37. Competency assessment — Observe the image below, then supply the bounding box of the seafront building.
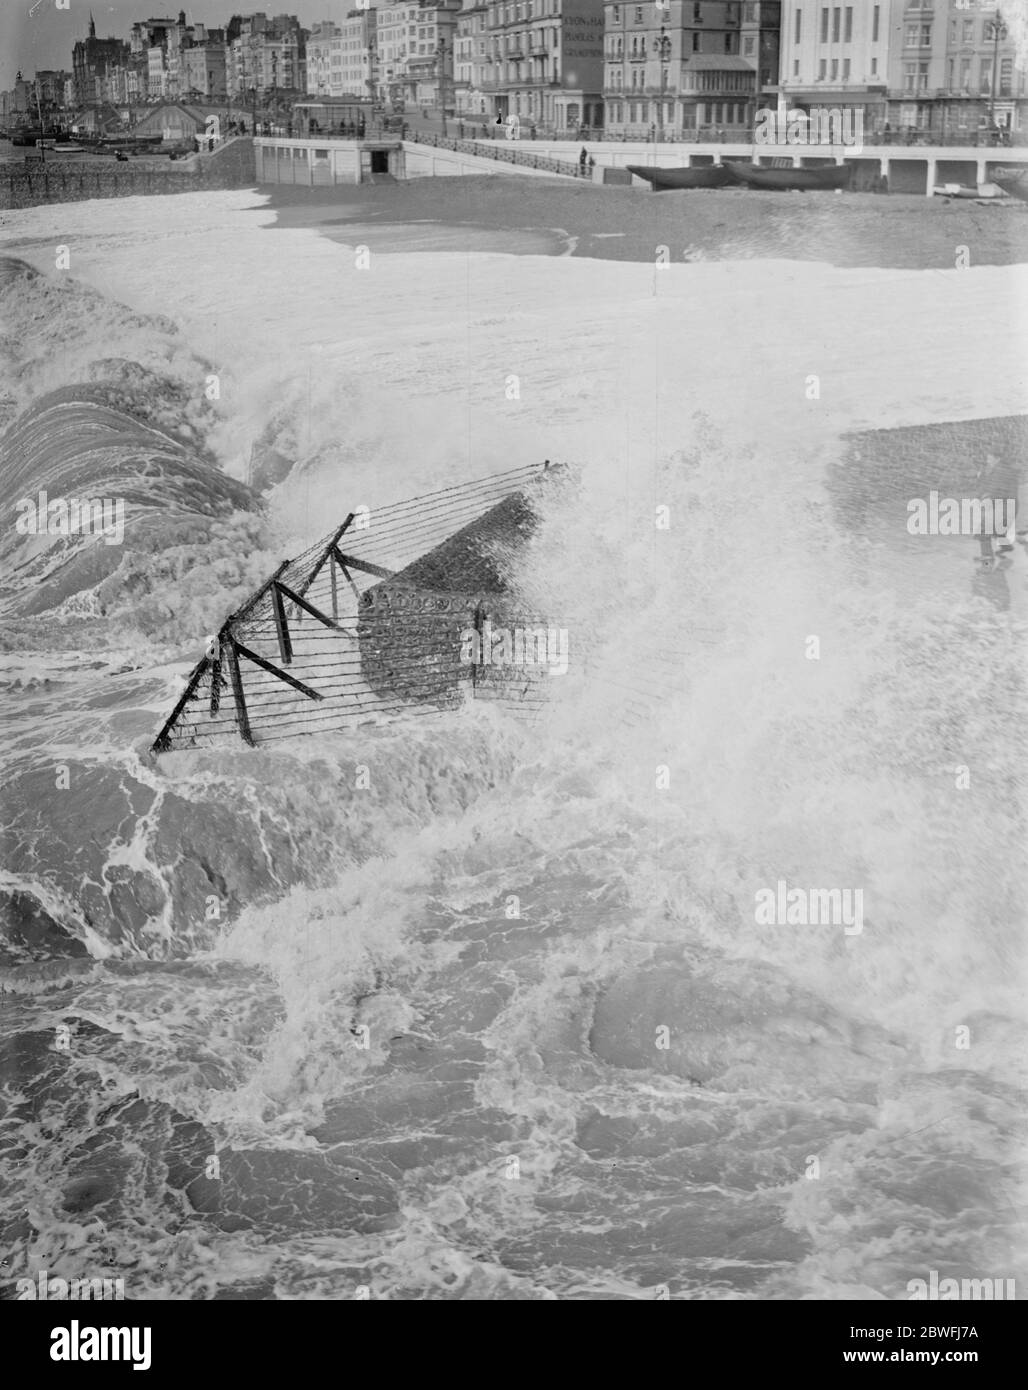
[306,11,379,101]
[72,14,129,106]
[226,13,308,100]
[376,2,462,110]
[603,0,766,140]
[885,1,1026,141]
[775,2,1027,142]
[454,1,489,117]
[474,0,604,133]
[8,0,1027,145]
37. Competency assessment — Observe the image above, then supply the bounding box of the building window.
[795,8,801,44]
[870,56,877,76]
[872,5,880,44]
[1001,58,1013,98]
[793,58,799,77]
[842,57,850,80]
[832,8,840,43]
[830,58,838,80]
[820,8,828,43]
[818,58,826,80]
[844,7,852,43]
[904,61,928,93]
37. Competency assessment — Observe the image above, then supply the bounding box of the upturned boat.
[725,161,853,191]
[626,163,733,190]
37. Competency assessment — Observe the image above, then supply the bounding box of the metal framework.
[151,462,555,753]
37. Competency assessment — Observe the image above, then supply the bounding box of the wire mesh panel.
[152,463,559,752]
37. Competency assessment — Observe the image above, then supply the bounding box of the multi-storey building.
[483,0,604,133]
[604,1,759,139]
[886,1,1027,140]
[182,31,230,100]
[776,2,1026,141]
[306,11,378,100]
[226,14,308,99]
[307,22,342,96]
[455,1,489,116]
[740,1,781,106]
[775,2,894,134]
[72,14,129,106]
[377,2,461,109]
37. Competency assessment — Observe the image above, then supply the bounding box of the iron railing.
[410,130,585,176]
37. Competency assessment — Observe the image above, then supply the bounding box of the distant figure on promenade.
[579,146,588,175]
[588,154,596,174]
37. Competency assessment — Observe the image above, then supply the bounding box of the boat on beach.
[933,181,1007,200]
[725,161,853,191]
[626,163,733,190]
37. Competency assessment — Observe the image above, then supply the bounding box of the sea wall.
[0,137,256,209]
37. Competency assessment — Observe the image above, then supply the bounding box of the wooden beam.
[226,640,255,746]
[272,582,293,663]
[297,515,354,600]
[334,547,394,580]
[335,553,362,607]
[151,656,210,753]
[233,640,324,702]
[276,580,344,632]
[209,654,222,715]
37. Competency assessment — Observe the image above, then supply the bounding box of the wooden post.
[272,582,293,663]
[225,639,255,746]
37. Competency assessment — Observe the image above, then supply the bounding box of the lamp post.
[653,24,671,144]
[988,8,1006,139]
[367,34,378,117]
[437,39,450,137]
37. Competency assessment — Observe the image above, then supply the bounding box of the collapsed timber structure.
[152,462,564,752]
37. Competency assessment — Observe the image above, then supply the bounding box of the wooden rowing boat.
[626,163,733,190]
[725,162,853,191]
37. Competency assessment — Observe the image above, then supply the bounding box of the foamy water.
[1,190,1025,1300]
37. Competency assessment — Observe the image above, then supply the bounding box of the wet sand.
[261,176,1028,268]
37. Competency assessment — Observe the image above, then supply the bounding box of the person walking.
[579,145,588,175]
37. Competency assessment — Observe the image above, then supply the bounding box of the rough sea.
[1,190,1025,1300]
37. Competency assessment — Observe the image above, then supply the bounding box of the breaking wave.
[1,243,1025,1302]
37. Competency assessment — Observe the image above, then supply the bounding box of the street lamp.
[437,39,450,137]
[653,25,672,144]
[987,8,1006,139]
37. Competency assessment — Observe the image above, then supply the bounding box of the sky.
[0,1,371,90]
